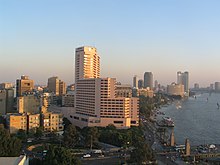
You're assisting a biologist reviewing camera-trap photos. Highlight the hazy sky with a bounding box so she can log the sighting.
[1,0,220,87]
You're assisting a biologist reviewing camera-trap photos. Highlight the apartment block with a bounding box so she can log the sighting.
[27,113,40,131]
[16,76,34,97]
[42,112,63,132]
[17,95,40,114]
[0,83,13,89]
[9,114,27,134]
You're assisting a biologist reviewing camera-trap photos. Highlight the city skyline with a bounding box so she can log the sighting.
[1,1,220,87]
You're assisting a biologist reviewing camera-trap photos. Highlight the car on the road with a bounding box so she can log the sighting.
[83,154,91,158]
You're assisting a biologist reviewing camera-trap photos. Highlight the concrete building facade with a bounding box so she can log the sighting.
[116,84,132,98]
[72,46,139,129]
[16,76,34,97]
[17,95,40,114]
[75,46,100,83]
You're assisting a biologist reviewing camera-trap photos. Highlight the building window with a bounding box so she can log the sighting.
[114,121,123,124]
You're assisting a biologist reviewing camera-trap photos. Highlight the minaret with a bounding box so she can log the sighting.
[185,138,191,156]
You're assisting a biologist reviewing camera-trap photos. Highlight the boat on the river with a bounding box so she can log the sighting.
[157,117,174,127]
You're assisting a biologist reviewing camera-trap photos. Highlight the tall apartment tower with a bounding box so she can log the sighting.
[177,71,189,95]
[133,75,138,88]
[75,46,100,82]
[16,76,34,97]
[144,72,153,89]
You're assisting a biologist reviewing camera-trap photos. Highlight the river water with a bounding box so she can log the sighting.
[159,93,220,146]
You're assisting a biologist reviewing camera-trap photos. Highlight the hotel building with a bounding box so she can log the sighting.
[71,46,139,129]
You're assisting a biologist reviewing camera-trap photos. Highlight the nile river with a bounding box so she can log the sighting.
[159,93,220,146]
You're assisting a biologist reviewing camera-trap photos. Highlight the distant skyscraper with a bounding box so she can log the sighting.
[48,77,59,95]
[154,80,159,89]
[177,71,182,84]
[177,71,189,95]
[133,75,138,88]
[215,82,220,91]
[75,46,100,83]
[194,83,199,89]
[16,76,34,97]
[144,72,153,89]
[138,79,144,89]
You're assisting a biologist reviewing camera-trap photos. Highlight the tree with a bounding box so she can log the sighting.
[82,127,99,148]
[43,145,81,165]
[0,127,22,156]
[35,127,43,139]
[63,124,79,148]
[63,117,71,130]
[16,129,27,142]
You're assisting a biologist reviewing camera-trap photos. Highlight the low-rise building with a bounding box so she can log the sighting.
[27,113,40,132]
[62,92,75,107]
[167,83,184,97]
[132,88,154,98]
[115,84,132,98]
[9,113,27,134]
[17,94,40,114]
[42,112,63,132]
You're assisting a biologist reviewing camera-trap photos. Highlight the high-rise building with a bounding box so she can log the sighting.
[138,79,144,89]
[16,76,34,97]
[72,46,139,129]
[59,80,66,96]
[48,77,59,95]
[133,75,138,88]
[177,71,189,95]
[144,72,153,89]
[194,83,199,89]
[177,71,182,84]
[47,77,67,96]
[75,46,100,82]
[215,82,220,91]
[154,80,159,89]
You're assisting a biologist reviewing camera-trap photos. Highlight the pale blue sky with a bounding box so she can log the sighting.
[1,0,220,87]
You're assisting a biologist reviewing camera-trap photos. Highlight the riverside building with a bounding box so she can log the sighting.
[71,46,139,129]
